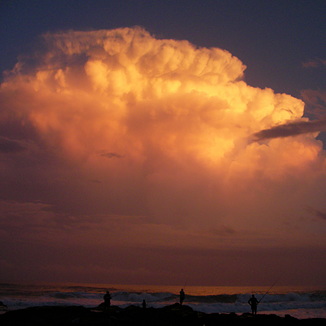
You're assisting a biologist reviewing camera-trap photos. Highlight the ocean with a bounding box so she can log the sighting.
[1,283,326,319]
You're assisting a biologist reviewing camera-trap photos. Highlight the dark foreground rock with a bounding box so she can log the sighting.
[0,303,325,326]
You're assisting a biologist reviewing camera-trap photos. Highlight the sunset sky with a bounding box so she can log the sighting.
[0,1,325,286]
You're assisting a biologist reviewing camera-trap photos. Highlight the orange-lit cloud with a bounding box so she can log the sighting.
[0,27,325,284]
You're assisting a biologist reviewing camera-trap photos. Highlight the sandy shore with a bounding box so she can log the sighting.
[0,303,325,325]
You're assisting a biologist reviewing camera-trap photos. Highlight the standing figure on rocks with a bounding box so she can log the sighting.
[179,288,185,305]
[103,291,111,310]
[248,294,259,315]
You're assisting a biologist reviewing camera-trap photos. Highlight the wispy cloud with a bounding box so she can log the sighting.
[0,137,25,153]
[306,206,326,221]
[302,58,326,68]
[301,89,326,119]
[99,151,124,159]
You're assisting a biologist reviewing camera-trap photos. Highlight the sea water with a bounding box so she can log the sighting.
[0,283,326,319]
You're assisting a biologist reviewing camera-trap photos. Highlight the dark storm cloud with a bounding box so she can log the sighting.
[252,118,326,141]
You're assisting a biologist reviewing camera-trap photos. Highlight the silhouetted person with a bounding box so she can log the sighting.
[142,299,146,309]
[248,294,259,315]
[179,288,185,305]
[103,291,111,310]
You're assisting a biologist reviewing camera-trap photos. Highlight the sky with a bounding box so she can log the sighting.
[0,0,325,287]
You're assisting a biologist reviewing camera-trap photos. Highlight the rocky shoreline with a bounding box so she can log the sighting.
[0,303,325,326]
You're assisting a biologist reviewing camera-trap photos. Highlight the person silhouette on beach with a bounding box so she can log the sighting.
[142,299,146,309]
[179,288,185,305]
[103,291,111,310]
[248,294,259,315]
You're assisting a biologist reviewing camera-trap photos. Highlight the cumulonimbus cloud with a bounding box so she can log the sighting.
[1,27,314,167]
[0,27,325,251]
